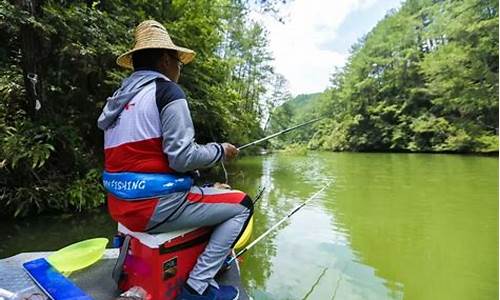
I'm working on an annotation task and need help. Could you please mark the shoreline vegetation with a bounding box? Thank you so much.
[267,0,498,154]
[261,147,499,156]
[1,0,498,217]
[0,0,277,217]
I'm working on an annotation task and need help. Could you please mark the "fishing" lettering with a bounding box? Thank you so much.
[103,179,146,191]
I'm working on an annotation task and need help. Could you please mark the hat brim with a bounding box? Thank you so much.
[116,45,196,70]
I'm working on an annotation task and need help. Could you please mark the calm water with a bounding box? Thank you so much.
[1,152,498,300]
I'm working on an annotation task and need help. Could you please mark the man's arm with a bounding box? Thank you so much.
[160,98,224,173]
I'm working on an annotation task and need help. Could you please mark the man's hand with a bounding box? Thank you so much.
[221,143,239,161]
[213,182,231,189]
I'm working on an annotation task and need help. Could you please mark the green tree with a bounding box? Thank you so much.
[275,0,498,153]
[0,0,276,216]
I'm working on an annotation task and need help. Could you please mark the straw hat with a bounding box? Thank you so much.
[116,20,196,69]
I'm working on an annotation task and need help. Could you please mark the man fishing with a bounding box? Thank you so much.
[98,20,253,300]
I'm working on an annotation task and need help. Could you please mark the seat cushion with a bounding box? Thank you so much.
[117,223,199,248]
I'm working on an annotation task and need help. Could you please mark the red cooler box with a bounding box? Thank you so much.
[117,224,212,300]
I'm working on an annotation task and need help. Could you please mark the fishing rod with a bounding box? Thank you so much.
[217,117,323,183]
[237,117,323,151]
[226,182,331,266]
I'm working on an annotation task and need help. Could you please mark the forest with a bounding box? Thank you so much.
[269,0,499,153]
[0,0,498,217]
[0,0,281,216]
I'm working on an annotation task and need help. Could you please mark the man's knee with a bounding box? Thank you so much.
[238,193,254,215]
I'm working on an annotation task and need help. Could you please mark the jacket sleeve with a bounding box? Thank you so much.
[157,82,223,173]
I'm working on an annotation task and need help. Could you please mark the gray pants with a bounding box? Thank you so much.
[147,186,253,294]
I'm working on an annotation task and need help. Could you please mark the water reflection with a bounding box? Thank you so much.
[0,207,116,258]
[1,153,497,300]
[232,153,398,300]
[319,153,498,300]
[233,152,498,300]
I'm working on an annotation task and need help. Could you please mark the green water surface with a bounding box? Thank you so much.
[1,152,498,300]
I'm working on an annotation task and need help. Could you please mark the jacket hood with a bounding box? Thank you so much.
[97,70,168,130]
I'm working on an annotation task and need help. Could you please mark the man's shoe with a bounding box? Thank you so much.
[215,285,239,300]
[177,284,239,300]
[177,284,216,300]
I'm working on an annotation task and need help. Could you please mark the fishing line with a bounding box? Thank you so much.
[300,267,329,300]
[207,128,230,184]
[252,186,265,205]
[221,159,229,184]
[330,262,349,300]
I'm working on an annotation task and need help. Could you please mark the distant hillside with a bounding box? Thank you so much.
[266,91,330,148]
[270,92,325,123]
[284,93,322,114]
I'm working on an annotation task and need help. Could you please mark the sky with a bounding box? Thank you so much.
[251,0,403,96]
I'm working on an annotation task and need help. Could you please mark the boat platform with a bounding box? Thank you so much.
[0,250,250,300]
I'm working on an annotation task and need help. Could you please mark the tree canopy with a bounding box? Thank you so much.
[0,0,277,216]
[269,0,498,153]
